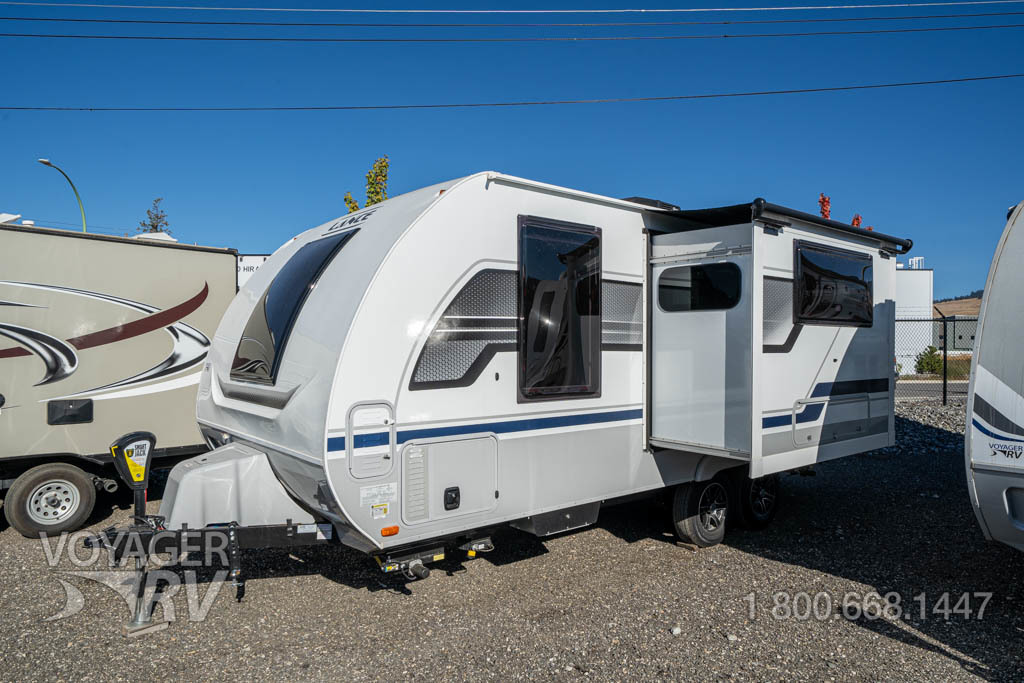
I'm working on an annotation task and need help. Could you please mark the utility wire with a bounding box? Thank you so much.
[4,73,1022,112]
[2,0,1024,13]
[1,10,1022,26]
[3,22,1023,41]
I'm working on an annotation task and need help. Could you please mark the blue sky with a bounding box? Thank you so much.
[1,1,1022,298]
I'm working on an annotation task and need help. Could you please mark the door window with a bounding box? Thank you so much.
[658,263,741,312]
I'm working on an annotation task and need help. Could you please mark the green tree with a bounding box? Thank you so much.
[915,345,943,375]
[137,197,171,234]
[344,155,389,213]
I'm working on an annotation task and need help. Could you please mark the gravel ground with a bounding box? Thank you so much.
[1,401,1021,681]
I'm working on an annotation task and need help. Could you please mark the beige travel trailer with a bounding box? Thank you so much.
[0,223,236,536]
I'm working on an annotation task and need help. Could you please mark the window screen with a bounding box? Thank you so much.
[518,217,601,400]
[602,281,642,349]
[658,263,741,312]
[231,229,358,384]
[794,242,873,327]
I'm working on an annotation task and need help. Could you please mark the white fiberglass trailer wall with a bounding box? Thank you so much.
[164,172,909,562]
[966,200,1024,552]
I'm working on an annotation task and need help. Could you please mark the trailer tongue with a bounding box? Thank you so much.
[86,433,495,637]
[86,433,339,637]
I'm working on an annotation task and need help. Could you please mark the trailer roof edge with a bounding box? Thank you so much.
[0,223,239,256]
[753,198,913,255]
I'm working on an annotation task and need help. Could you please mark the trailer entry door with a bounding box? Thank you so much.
[649,253,752,456]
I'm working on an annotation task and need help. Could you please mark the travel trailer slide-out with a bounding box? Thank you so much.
[90,172,912,590]
[966,199,1024,552]
[0,225,237,536]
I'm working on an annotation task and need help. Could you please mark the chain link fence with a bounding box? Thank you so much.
[895,316,978,403]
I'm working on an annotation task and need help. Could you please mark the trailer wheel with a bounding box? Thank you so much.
[736,474,780,530]
[3,463,96,538]
[672,478,729,547]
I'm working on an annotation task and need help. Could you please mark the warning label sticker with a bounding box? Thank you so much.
[360,482,397,507]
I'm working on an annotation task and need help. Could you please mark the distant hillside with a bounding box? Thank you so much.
[933,297,981,318]
[936,289,983,303]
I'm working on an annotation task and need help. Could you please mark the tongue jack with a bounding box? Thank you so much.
[109,431,167,637]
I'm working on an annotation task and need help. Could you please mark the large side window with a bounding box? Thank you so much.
[794,241,873,327]
[518,216,601,401]
[658,263,741,312]
[231,228,358,384]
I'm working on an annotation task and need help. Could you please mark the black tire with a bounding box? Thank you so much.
[3,463,96,538]
[735,473,780,530]
[672,478,730,547]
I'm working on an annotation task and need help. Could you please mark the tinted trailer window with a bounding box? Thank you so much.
[794,242,873,327]
[658,263,741,312]
[517,217,601,401]
[231,229,359,384]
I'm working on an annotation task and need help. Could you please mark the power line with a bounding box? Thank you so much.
[4,22,1023,41]
[2,10,1023,26]
[2,0,1024,13]
[4,73,1022,112]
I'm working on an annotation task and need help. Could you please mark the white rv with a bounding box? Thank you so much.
[106,173,910,578]
[966,200,1024,552]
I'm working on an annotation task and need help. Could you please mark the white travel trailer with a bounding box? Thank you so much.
[0,224,236,536]
[94,173,911,581]
[966,200,1024,552]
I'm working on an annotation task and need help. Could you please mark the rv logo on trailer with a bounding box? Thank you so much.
[989,442,1024,459]
[324,209,376,235]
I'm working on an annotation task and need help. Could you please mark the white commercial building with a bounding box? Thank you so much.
[894,258,934,375]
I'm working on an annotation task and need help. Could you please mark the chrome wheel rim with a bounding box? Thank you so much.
[698,482,728,532]
[27,479,81,525]
[749,478,777,518]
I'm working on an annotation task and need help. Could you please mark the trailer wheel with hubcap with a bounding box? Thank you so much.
[3,463,96,537]
[672,478,730,547]
[735,473,780,530]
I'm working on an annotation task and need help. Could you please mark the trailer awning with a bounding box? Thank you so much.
[646,198,913,255]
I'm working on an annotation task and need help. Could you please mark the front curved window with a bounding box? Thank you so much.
[231,229,358,384]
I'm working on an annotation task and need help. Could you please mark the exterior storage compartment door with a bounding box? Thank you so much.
[649,254,753,456]
[401,436,498,524]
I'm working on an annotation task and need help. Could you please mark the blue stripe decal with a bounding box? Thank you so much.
[761,378,889,430]
[328,408,643,452]
[972,418,1024,444]
[762,402,825,429]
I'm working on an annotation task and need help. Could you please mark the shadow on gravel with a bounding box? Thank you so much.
[720,412,1024,680]
[148,526,553,598]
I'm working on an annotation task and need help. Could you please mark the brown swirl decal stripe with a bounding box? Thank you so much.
[0,283,209,360]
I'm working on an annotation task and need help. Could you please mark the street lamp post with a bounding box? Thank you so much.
[37,158,87,233]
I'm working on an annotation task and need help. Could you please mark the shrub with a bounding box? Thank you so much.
[915,346,943,375]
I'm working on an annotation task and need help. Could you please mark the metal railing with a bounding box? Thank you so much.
[894,316,977,404]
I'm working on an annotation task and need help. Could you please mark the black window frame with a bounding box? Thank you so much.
[230,227,359,385]
[656,262,743,313]
[792,240,874,328]
[517,215,602,403]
